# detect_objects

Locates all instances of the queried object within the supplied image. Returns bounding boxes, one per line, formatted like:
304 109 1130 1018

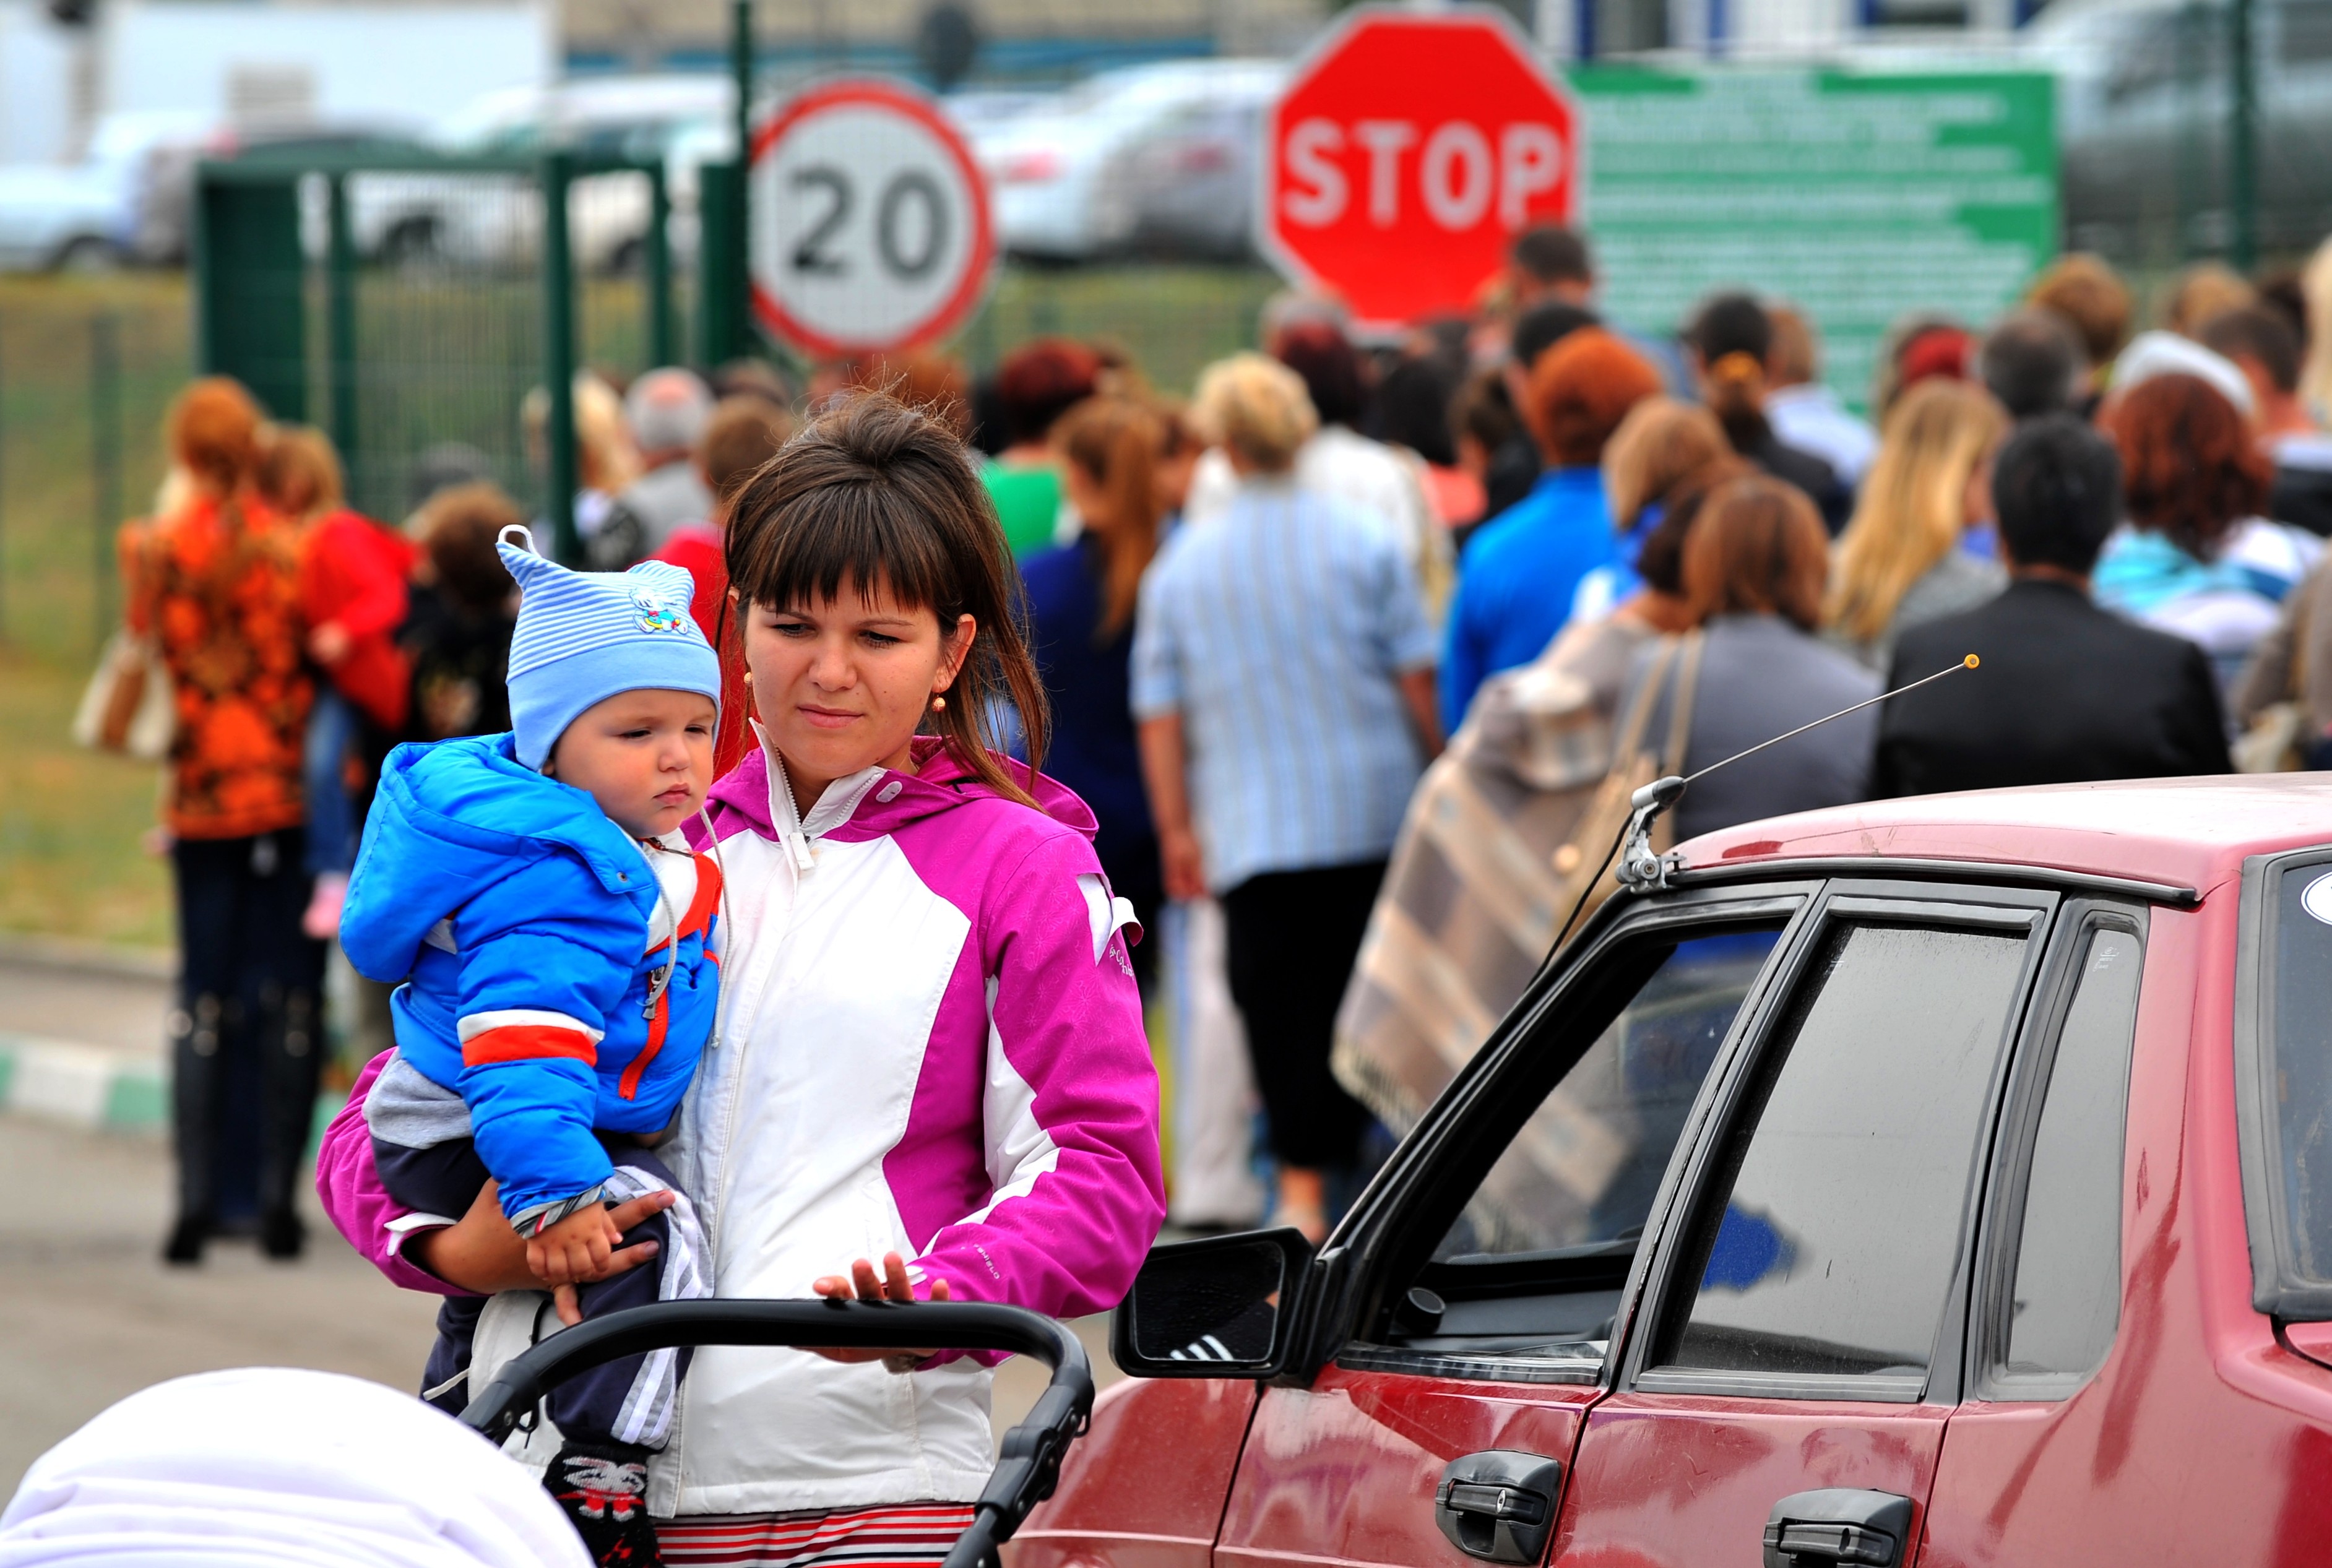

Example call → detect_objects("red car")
1018 779 2332 1568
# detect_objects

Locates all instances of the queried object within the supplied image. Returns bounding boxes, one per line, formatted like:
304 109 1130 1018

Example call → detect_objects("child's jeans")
377 1135 710 1449
304 687 360 880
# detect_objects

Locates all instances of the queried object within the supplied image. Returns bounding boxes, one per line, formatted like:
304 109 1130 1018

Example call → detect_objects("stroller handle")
459 1298 1095 1568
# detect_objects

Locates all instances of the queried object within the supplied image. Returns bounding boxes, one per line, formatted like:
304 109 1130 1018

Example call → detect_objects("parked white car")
970 59 1287 262
0 111 207 271
350 74 733 272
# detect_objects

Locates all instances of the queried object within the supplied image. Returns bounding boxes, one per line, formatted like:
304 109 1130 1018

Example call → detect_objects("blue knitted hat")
496 527 721 772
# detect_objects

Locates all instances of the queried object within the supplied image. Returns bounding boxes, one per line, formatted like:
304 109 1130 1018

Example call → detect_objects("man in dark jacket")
1875 415 2231 796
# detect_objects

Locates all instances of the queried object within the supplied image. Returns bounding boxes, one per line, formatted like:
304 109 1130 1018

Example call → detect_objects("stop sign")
1259 7 1583 328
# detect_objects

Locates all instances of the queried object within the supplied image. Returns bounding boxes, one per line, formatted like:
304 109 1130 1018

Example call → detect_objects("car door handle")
1762 1489 1914 1568
1434 1450 1563 1565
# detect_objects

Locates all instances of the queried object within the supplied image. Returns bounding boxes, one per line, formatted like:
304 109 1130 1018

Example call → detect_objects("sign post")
748 77 996 360
1570 68 2057 411
1258 6 1582 330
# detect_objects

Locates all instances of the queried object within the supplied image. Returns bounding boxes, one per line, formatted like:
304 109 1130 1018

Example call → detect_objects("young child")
259 426 419 941
340 528 722 1565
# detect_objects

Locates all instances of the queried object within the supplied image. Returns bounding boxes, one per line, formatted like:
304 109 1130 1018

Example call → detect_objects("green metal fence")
0 257 1279 665
196 146 681 562
0 281 189 662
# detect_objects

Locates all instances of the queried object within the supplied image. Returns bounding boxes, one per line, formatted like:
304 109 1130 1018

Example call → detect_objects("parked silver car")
972 59 1287 262
0 111 206 271
350 75 732 272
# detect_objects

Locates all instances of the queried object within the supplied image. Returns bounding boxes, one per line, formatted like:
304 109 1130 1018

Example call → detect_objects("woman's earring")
930 693 947 713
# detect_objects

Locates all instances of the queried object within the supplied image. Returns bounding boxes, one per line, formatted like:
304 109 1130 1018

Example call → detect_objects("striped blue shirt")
1130 478 1437 893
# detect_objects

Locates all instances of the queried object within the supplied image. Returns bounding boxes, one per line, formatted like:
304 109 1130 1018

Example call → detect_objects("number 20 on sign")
749 78 998 359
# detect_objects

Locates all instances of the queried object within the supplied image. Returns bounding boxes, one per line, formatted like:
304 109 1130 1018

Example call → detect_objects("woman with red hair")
1439 327 1662 727
124 377 322 1264
2096 370 2321 689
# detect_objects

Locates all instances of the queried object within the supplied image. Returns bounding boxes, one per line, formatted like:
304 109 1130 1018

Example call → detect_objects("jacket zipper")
677 747 810 1504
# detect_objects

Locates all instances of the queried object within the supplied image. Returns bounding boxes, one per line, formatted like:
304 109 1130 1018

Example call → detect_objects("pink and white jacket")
316 735 1165 1519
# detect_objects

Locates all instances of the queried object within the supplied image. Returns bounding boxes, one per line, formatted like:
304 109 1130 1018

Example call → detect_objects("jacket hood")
703 736 1098 845
341 733 656 984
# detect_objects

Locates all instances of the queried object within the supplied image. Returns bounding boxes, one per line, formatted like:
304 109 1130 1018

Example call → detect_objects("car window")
1436 930 1784 1262
2001 925 2140 1383
1654 922 2029 1387
1347 923 1787 1383
2266 865 2332 1280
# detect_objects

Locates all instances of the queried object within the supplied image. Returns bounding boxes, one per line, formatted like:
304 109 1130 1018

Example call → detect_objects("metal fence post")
730 0 754 363
2231 0 2258 271
327 173 360 482
90 312 121 645
647 161 675 369
543 150 579 565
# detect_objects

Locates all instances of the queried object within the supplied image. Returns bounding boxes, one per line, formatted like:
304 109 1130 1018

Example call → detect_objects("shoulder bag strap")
1613 635 1679 763
1660 629 1707 778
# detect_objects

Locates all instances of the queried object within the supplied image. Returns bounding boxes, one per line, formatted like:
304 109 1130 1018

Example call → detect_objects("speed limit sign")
748 78 996 358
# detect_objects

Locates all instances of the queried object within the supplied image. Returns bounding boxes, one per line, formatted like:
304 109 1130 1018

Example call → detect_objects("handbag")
1329 624 1618 1142
72 630 175 761
1548 629 1704 930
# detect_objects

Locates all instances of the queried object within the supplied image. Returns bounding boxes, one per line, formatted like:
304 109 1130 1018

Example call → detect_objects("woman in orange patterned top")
123 377 326 1265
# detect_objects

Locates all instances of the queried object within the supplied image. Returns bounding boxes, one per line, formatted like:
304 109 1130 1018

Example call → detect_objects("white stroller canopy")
0 1366 588 1567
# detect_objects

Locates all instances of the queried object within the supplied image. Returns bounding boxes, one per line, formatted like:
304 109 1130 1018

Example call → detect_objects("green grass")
956 262 1281 397
0 652 172 950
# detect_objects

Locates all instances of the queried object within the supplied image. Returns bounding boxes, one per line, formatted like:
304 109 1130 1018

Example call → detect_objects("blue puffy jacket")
342 733 719 1227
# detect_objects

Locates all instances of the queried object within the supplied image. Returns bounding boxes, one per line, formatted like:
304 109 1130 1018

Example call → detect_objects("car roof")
1675 776 2332 898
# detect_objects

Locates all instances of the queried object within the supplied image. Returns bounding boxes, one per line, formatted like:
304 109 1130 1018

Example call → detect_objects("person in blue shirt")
1441 328 1665 728
1019 395 1166 985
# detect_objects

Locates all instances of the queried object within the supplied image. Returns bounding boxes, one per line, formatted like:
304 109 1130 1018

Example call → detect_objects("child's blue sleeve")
450 855 638 1233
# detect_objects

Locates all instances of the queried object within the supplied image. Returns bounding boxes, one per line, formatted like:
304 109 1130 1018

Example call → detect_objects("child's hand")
309 621 352 666
525 1202 626 1287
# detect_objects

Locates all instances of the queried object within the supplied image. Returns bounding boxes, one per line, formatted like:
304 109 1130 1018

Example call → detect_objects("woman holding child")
317 394 1166 1567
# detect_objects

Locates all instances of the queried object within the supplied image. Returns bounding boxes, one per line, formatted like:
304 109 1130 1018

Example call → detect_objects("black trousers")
1220 858 1387 1171
168 830 325 1224
384 1137 689 1447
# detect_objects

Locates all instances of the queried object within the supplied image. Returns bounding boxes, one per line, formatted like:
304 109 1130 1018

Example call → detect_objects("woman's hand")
408 1179 675 1327
805 1251 954 1370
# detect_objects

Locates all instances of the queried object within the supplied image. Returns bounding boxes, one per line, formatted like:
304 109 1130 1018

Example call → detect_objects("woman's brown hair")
1053 396 1163 641
167 377 263 495
724 392 1049 808
1601 397 1730 528
1635 455 1758 599
2104 372 2271 560
1683 475 1830 631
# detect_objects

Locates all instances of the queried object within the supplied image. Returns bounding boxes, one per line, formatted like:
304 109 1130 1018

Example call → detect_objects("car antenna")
1547 654 1980 954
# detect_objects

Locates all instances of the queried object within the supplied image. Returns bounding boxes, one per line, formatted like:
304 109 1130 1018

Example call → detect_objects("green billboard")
1568 67 2058 413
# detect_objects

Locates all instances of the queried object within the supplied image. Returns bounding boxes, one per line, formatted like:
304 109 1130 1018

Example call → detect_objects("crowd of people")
112 222 2332 1262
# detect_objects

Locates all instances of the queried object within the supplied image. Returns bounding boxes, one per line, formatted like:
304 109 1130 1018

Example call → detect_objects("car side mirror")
1111 1227 1314 1378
